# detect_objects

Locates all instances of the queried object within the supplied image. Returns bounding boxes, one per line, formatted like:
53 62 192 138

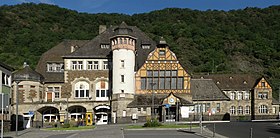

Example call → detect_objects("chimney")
99 25 107 34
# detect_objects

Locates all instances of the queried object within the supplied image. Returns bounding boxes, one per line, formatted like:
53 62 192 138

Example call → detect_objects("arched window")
230 106 236 115
96 80 109 101
259 105 268 114
237 106 243 114
245 106 250 114
230 92 236 100
74 81 89 98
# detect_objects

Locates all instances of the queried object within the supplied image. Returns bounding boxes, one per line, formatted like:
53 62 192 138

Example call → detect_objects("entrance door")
95 113 108 125
47 92 52 102
166 107 176 122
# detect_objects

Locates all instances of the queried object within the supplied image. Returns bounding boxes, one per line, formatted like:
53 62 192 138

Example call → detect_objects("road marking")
66 133 78 138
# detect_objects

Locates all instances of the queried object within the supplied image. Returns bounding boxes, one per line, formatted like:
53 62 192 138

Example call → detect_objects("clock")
169 97 174 103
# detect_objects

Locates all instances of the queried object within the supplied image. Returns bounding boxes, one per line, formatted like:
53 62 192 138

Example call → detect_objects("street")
205 121 280 138
124 130 201 138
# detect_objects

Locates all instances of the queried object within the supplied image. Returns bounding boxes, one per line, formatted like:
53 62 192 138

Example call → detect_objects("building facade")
10 23 279 127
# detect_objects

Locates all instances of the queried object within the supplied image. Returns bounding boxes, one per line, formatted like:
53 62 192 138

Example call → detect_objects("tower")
111 22 136 123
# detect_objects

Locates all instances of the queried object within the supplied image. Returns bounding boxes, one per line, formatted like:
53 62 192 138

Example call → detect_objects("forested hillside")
1 3 280 97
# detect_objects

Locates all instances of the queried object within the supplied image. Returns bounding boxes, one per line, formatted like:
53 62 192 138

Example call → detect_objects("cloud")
39 0 55 5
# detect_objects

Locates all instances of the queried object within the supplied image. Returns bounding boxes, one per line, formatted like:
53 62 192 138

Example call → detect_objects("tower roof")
13 62 44 82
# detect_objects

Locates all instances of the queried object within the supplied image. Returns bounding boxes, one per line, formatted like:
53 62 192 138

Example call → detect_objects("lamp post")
15 81 20 136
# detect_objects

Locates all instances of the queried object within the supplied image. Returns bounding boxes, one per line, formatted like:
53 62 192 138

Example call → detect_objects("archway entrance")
68 106 86 121
94 105 110 125
37 106 60 123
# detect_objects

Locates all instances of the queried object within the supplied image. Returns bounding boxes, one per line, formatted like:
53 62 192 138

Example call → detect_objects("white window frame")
103 61 108 70
259 105 268 114
72 61 77 70
95 81 109 101
94 61 99 70
77 61 83 70
244 91 250 100
245 106 250 114
74 81 89 98
87 61 93 70
230 106 236 115
237 106 243 114
230 92 236 100
47 87 60 99
237 92 243 100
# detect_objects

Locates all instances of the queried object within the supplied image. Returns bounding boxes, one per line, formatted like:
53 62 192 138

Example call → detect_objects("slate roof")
191 79 230 101
35 40 89 83
13 64 44 82
63 22 157 71
193 74 259 91
0 61 14 71
127 93 192 108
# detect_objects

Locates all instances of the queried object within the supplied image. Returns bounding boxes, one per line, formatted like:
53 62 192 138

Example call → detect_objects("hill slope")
1 3 280 97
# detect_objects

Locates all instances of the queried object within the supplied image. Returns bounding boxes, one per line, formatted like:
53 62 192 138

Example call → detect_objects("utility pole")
15 81 19 136
66 93 69 124
279 87 280 120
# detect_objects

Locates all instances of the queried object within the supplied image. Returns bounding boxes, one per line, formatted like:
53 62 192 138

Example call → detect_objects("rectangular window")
103 61 108 70
122 110 126 117
171 70 177 76
54 87 60 98
121 75 124 83
159 71 165 77
101 90 106 97
147 70 153 77
177 78 183 89
165 78 171 89
244 91 250 100
86 90 89 97
78 61 83 70
106 90 110 97
147 78 152 89
94 61 99 70
159 78 165 89
153 78 158 89
165 70 171 77
261 82 265 87
75 90 79 97
87 61 93 70
72 61 77 70
121 60 125 68
96 90 100 97
171 77 177 89
138 108 141 112
141 78 146 90
217 103 221 112
153 71 159 77
159 50 165 56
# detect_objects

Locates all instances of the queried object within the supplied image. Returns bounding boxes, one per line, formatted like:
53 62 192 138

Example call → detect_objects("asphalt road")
124 130 201 138
205 121 280 138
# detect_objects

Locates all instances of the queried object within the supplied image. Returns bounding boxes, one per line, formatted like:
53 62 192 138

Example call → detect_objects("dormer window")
100 44 110 49
142 44 150 49
47 63 64 72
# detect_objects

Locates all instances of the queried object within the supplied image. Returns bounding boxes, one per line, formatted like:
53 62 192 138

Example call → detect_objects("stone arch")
94 104 110 125
37 106 60 123
68 105 87 121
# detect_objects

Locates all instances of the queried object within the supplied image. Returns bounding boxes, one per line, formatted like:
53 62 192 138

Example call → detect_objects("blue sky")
1 0 280 15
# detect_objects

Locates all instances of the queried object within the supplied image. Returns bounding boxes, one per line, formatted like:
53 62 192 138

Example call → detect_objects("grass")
126 124 199 129
45 125 95 131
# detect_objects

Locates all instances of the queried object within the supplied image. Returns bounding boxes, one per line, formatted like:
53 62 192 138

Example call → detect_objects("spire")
23 62 29 68
159 37 167 45
157 37 168 48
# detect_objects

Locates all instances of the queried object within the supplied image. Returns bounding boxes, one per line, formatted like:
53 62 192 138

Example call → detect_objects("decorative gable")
255 78 272 89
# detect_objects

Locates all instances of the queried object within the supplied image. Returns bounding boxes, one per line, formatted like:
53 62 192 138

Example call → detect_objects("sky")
1 0 280 15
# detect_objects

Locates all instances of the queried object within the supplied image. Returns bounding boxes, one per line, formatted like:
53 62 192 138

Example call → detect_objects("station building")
10 22 279 126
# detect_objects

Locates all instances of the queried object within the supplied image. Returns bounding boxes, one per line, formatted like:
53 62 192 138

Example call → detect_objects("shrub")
69 120 78 127
62 123 70 128
143 118 162 127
